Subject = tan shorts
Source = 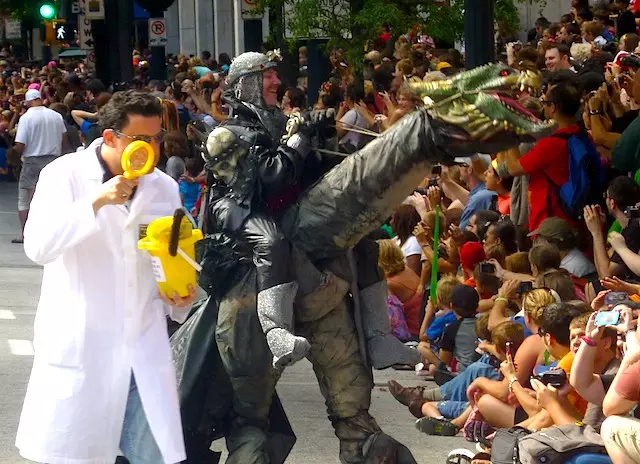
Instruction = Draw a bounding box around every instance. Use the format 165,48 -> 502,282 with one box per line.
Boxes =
18,155 -> 57,210
601,415 -> 640,462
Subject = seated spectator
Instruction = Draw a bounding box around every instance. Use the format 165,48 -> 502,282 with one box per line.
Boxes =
417,274 -> 459,364
390,204 -> 423,276
506,251 -> 533,275
438,284 -> 482,372
529,217 -> 597,278
413,321 -> 526,436
377,239 -> 423,338
601,306 -> 640,464
460,241 -> 487,287
483,220 -> 518,255
584,176 -> 640,284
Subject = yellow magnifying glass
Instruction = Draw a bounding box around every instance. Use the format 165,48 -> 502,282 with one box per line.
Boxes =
121,140 -> 156,180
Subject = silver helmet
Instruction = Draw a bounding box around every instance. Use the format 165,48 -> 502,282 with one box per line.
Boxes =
226,49 -> 282,108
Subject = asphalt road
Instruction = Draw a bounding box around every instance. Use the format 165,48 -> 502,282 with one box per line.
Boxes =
0,180 -> 475,464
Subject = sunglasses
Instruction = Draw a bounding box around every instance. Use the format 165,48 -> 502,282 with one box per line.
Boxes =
114,129 -> 166,145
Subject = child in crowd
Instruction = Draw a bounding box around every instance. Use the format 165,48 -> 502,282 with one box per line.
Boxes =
179,158 -> 202,215
413,320 -> 526,435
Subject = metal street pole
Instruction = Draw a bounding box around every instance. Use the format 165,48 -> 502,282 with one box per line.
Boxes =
464,0 -> 495,69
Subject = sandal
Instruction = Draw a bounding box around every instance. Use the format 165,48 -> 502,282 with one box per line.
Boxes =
446,449 -> 474,464
415,416 -> 459,436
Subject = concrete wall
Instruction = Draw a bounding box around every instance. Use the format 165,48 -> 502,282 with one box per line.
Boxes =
516,0 -> 573,40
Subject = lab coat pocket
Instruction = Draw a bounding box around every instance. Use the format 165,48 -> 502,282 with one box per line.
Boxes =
34,311 -> 85,369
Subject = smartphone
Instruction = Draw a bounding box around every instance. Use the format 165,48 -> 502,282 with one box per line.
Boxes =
594,310 -> 620,327
518,281 -> 534,294
428,177 -> 439,188
479,262 -> 495,274
506,341 -> 514,359
535,369 -> 567,388
431,165 -> 442,176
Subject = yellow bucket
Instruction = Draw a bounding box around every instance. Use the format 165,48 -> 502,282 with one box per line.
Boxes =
138,210 -> 203,298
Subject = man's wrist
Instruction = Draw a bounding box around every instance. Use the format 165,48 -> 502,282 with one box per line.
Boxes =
581,336 -> 598,347
92,196 -> 105,214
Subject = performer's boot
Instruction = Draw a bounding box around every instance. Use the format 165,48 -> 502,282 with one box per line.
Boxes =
258,281 -> 310,368
244,215 -> 311,369
353,240 -> 421,370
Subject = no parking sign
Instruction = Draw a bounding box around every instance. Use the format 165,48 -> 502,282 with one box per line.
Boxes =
149,18 -> 167,47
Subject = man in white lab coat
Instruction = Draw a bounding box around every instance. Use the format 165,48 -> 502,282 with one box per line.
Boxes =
15,90 -> 196,464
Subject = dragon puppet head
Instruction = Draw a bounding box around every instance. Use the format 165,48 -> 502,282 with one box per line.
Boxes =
410,63 -> 555,150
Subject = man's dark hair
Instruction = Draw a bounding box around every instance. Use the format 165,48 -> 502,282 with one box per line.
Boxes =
541,302 -> 588,346
536,17 -> 550,29
565,22 -> 582,37
85,78 -> 105,95
553,43 -> 572,58
286,87 -> 306,109
561,13 -> 574,24
608,176 -> 640,210
577,9 -> 594,22
218,53 -> 232,66
547,83 -> 582,116
346,80 -> 365,103
529,243 -> 562,272
148,79 -> 166,92
97,90 -> 163,131
201,50 -> 211,60
490,220 -> 518,254
474,210 -> 501,241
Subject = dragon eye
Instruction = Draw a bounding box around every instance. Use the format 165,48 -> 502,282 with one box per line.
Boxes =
500,69 -> 512,77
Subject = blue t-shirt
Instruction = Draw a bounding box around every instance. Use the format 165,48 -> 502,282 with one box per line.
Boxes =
193,66 -> 212,78
511,314 -> 534,338
80,119 -> 94,135
459,183 -> 497,230
179,180 -> 201,212
427,311 -> 457,342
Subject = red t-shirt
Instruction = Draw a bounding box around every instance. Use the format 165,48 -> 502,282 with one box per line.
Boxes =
519,125 -> 579,232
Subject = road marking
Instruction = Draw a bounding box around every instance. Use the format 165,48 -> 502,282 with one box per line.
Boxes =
0,309 -> 15,319
8,339 -> 34,356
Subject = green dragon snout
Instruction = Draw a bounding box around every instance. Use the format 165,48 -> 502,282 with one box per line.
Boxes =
411,63 -> 555,143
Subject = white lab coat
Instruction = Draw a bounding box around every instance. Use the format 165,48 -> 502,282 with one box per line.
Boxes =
16,139 -> 188,464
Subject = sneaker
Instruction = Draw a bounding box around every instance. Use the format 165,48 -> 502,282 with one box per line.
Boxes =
415,417 -> 459,436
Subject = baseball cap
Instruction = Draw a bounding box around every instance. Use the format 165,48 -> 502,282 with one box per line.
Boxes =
27,83 -> 40,91
25,89 -> 41,102
454,157 -> 473,166
527,217 -> 574,242
460,241 -> 486,271
451,284 -> 480,317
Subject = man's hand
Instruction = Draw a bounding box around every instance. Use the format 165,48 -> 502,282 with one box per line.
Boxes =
93,175 -> 138,213
586,311 -> 605,341
608,231 -> 627,252
498,279 -> 520,299
591,289 -> 611,311
160,284 -> 197,308
614,305 -> 637,335
531,378 -> 560,409
601,276 -> 640,295
584,205 -> 605,237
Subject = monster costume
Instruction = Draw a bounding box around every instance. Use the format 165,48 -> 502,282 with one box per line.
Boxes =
127,58 -> 554,464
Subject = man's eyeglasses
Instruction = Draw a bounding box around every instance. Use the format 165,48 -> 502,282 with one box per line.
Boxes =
113,129 -> 166,144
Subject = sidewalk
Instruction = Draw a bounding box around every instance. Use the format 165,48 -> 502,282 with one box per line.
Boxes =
0,182 -> 35,269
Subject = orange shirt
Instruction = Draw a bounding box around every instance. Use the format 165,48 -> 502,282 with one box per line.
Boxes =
557,353 -> 589,415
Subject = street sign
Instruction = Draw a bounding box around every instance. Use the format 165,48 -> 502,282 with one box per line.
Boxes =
83,0 -> 105,20
78,15 -> 94,50
148,18 -> 167,47
5,19 -> 21,40
241,0 -> 262,19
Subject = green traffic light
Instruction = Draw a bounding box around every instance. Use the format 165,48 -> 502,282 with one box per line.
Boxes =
39,3 -> 56,19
